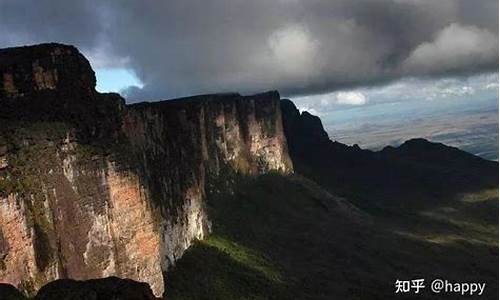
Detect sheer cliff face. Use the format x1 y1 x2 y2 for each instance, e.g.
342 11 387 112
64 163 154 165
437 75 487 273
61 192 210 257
0 44 292 296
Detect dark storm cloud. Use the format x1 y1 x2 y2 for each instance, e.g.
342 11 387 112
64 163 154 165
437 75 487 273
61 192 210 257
0 0 498 101
0 0 102 48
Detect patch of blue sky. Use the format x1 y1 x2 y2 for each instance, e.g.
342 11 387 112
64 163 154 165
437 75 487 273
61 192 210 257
95 68 143 93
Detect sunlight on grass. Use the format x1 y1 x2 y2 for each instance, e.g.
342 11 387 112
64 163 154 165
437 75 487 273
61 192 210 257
460 188 499 203
203 235 283 282
412 188 499 247
420 211 497 235
392 230 495 247
424 234 490 246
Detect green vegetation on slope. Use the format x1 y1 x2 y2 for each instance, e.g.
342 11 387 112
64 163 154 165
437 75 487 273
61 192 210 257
164 173 498 299
165 235 289 300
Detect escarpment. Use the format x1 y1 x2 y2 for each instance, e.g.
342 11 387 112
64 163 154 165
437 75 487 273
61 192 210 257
0 43 293 297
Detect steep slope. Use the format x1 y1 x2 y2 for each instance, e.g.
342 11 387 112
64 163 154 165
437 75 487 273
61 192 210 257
163 100 498 299
165 174 370 299
281 99 498 297
0 43 292 297
281 98 498 211
164 173 497 299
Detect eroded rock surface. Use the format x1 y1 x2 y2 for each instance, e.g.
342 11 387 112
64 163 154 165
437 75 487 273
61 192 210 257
0 43 293 297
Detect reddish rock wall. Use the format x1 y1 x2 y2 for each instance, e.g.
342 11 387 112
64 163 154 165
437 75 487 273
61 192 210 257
0 43 292 297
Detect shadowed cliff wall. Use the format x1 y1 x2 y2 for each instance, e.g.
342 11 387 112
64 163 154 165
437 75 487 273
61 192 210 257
0 43 292 296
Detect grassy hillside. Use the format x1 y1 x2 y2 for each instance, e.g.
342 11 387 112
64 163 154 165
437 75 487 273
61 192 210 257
164 173 498 299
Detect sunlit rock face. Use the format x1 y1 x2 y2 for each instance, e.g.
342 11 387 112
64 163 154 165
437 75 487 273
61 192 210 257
0 123 169 295
0 43 293 297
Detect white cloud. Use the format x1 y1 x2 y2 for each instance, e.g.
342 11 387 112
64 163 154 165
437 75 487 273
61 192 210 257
293 90 368 110
84 43 131 69
424 85 474 100
292 72 499 113
484 82 499 90
403 23 498 74
296 105 320 116
336 91 367 105
268 24 319 76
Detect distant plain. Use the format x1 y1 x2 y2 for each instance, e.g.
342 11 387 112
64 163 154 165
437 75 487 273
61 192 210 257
324 98 498 161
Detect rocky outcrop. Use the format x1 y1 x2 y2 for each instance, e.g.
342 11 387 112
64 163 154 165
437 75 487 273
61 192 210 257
0 277 158 300
0 283 27 300
280 99 330 159
0 43 292 297
0 43 124 140
280 98 498 207
34 277 158 300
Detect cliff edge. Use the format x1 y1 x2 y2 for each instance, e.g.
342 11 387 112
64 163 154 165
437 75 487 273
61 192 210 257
0 43 292 297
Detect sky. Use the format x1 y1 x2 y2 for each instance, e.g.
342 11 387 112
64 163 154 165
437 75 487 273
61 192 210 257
0 0 497 102
0 0 498 157
293 72 499 118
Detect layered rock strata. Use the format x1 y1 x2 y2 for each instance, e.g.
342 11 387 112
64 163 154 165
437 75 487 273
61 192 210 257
0 43 293 297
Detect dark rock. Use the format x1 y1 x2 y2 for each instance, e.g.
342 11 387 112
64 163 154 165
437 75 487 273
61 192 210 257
280 98 498 207
34 277 158 300
0 283 26 300
280 99 330 157
0 43 125 140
